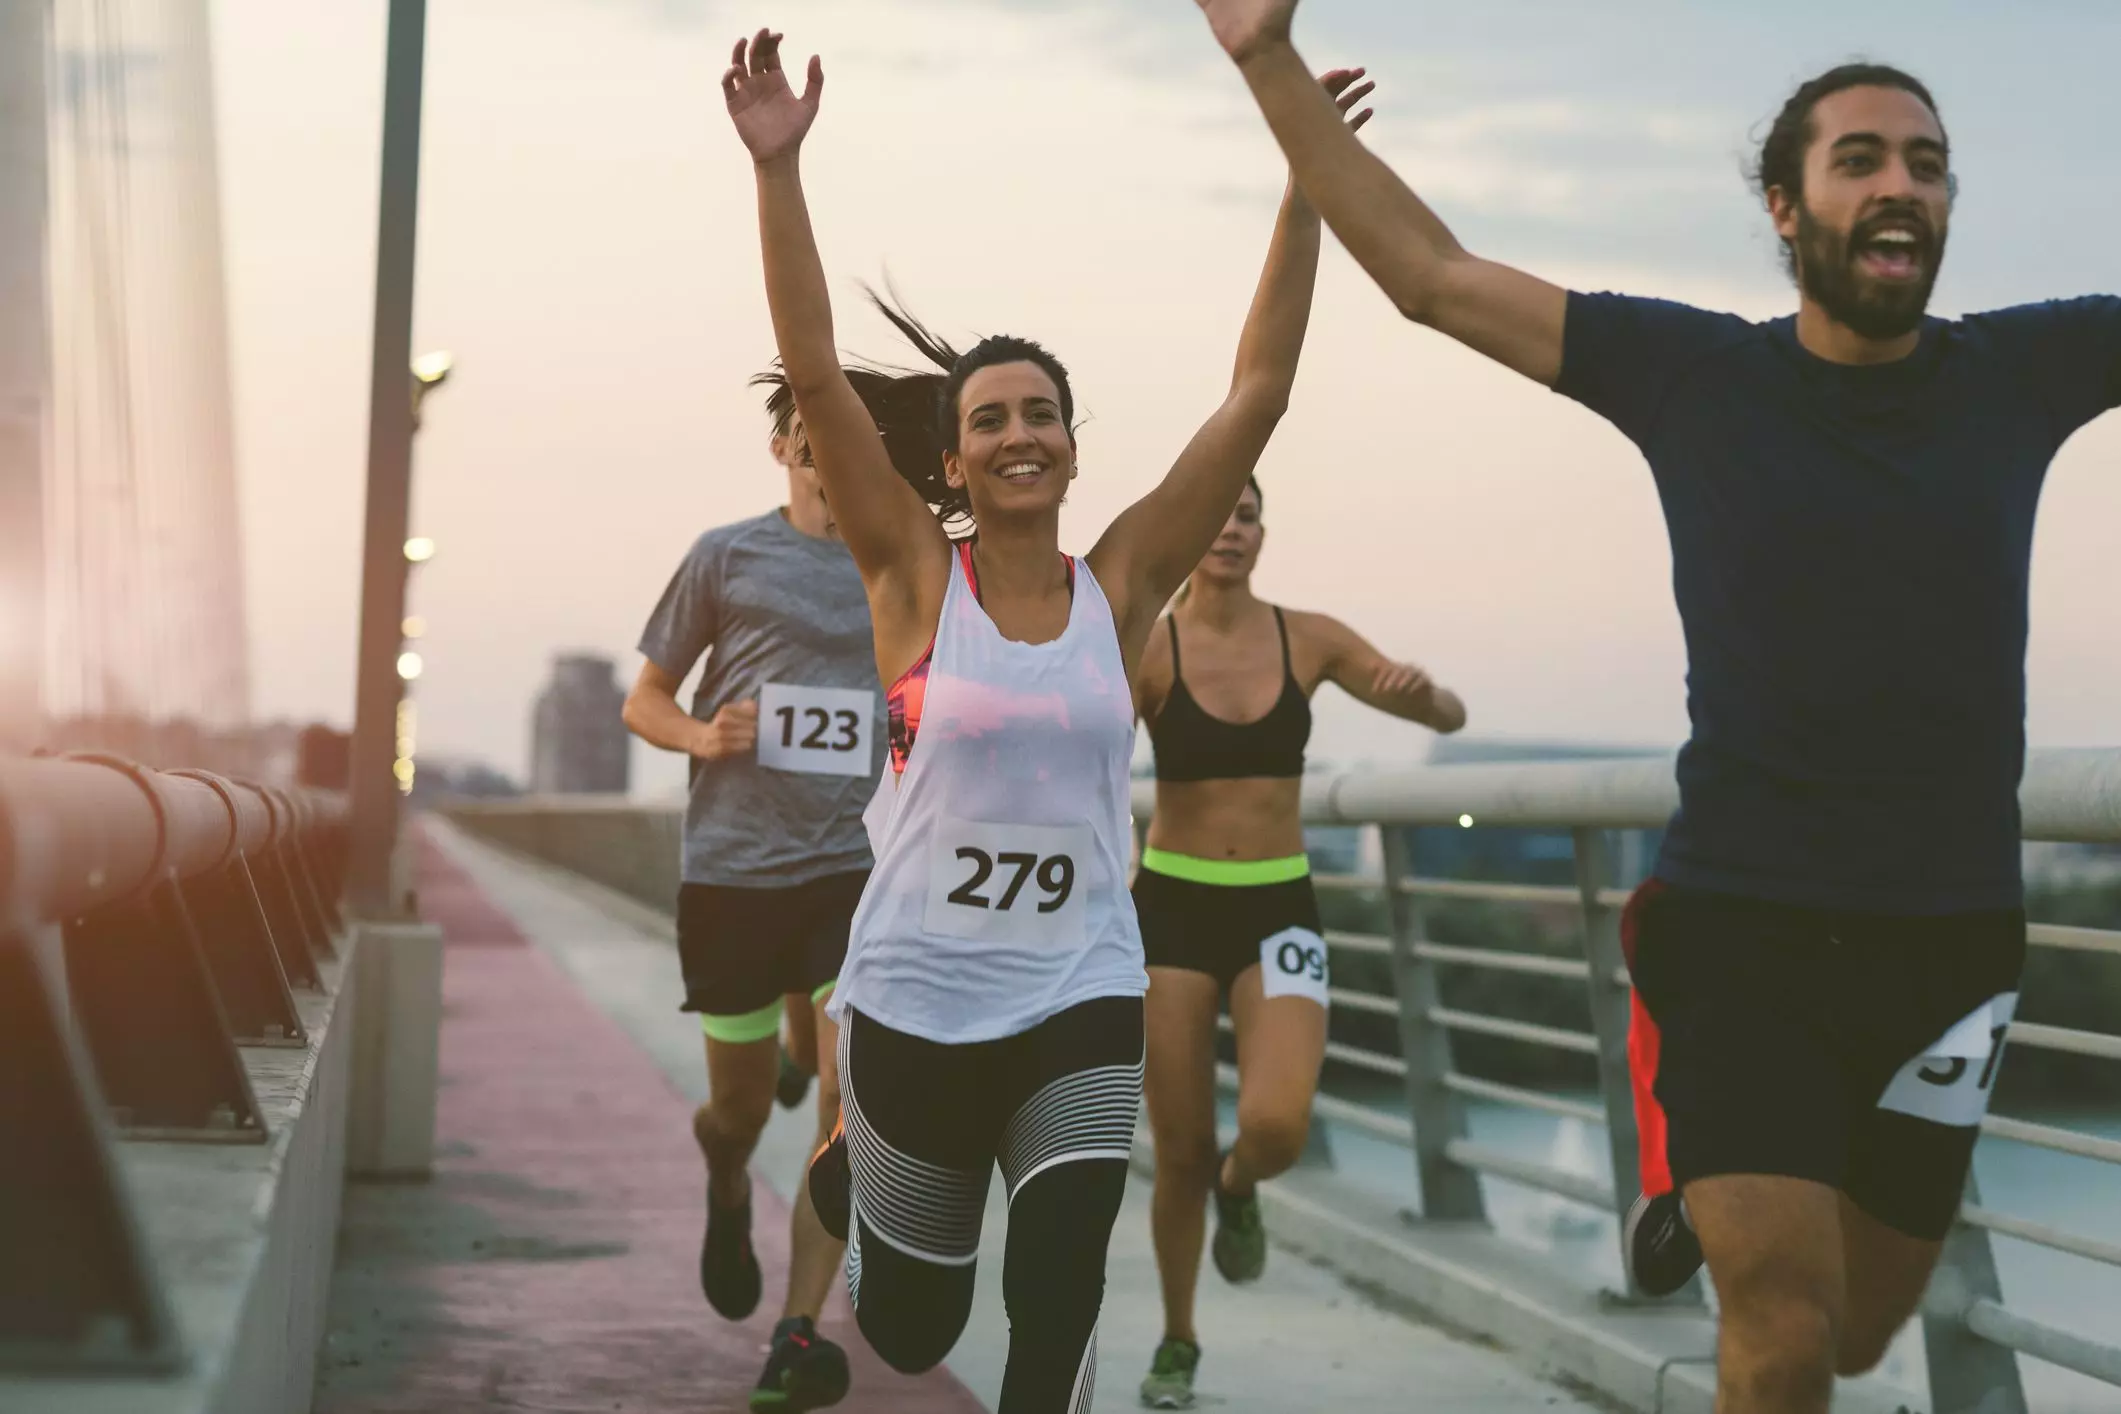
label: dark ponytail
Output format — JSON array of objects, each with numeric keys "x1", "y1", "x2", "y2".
[{"x1": 751, "y1": 288, "x2": 1079, "y2": 542}]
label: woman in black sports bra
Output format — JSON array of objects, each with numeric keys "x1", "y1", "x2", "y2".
[{"x1": 1129, "y1": 475, "x2": 1466, "y2": 1408}]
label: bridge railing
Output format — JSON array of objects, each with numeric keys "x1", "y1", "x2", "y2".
[
  {"x1": 0, "y1": 753, "x2": 347, "y2": 1373},
  {"x1": 1131, "y1": 746, "x2": 2121, "y2": 1414}
]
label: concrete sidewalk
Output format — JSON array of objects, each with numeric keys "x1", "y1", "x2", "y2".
[
  {"x1": 417, "y1": 815, "x2": 1602, "y2": 1414},
  {"x1": 310, "y1": 828, "x2": 981, "y2": 1413}
]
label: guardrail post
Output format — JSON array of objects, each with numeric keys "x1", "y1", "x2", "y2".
[
  {"x1": 252, "y1": 841, "x2": 327, "y2": 989},
  {"x1": 64, "y1": 879, "x2": 269, "y2": 1142},
  {"x1": 0, "y1": 924, "x2": 184, "y2": 1371},
  {"x1": 185, "y1": 860, "x2": 308, "y2": 1047},
  {"x1": 1381, "y1": 826, "x2": 1485, "y2": 1222},
  {"x1": 1922, "y1": 1172, "x2": 2028, "y2": 1414}
]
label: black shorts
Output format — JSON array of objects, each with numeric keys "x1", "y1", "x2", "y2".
[
  {"x1": 676, "y1": 871, "x2": 868, "y2": 1039},
  {"x1": 1624, "y1": 880, "x2": 2025, "y2": 1241},
  {"x1": 1132, "y1": 865, "x2": 1327, "y2": 1003}
]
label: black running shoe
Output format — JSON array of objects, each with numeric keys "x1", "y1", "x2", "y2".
[
  {"x1": 749, "y1": 1315, "x2": 851, "y2": 1412},
  {"x1": 1623, "y1": 1190, "x2": 1703, "y2": 1297},
  {"x1": 807, "y1": 1117, "x2": 850, "y2": 1244},
  {"x1": 701, "y1": 1184, "x2": 763, "y2": 1320},
  {"x1": 1209, "y1": 1152, "x2": 1266, "y2": 1285},
  {"x1": 776, "y1": 1047, "x2": 812, "y2": 1110}
]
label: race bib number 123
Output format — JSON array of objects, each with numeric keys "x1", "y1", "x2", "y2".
[{"x1": 756, "y1": 683, "x2": 874, "y2": 777}]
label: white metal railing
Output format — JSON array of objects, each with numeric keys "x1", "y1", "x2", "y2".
[{"x1": 1131, "y1": 746, "x2": 2121, "y2": 1411}]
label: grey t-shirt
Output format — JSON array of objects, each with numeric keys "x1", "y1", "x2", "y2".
[{"x1": 637, "y1": 509, "x2": 883, "y2": 887}]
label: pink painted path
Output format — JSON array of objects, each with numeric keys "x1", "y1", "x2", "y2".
[{"x1": 313, "y1": 832, "x2": 984, "y2": 1412}]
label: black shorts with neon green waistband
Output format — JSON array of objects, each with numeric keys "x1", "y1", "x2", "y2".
[
  {"x1": 676, "y1": 870, "x2": 868, "y2": 1044},
  {"x1": 1623, "y1": 879, "x2": 2025, "y2": 1241},
  {"x1": 1132, "y1": 848, "x2": 1324, "y2": 1000}
]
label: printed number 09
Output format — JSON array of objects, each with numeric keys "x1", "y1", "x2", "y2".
[
  {"x1": 948, "y1": 848, "x2": 1075, "y2": 914},
  {"x1": 1276, "y1": 939, "x2": 1326, "y2": 983}
]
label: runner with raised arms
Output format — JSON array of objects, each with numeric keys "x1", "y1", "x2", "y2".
[
  {"x1": 1131, "y1": 472, "x2": 1466, "y2": 1408},
  {"x1": 1194, "y1": 3, "x2": 2121, "y2": 1410},
  {"x1": 720, "y1": 25, "x2": 1373, "y2": 1411}
]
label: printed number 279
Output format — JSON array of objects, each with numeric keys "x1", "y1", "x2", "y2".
[{"x1": 947, "y1": 848, "x2": 1075, "y2": 914}]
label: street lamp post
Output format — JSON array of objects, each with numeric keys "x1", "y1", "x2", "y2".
[{"x1": 347, "y1": 0, "x2": 432, "y2": 919}]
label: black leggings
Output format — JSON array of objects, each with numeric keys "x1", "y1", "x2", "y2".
[{"x1": 838, "y1": 995, "x2": 1143, "y2": 1414}]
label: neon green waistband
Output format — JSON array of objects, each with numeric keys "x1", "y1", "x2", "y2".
[{"x1": 1140, "y1": 848, "x2": 1310, "y2": 886}]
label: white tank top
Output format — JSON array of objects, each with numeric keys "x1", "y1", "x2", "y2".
[{"x1": 832, "y1": 547, "x2": 1148, "y2": 1044}]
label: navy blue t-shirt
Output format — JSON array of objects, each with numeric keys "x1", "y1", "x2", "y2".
[{"x1": 1557, "y1": 293, "x2": 2121, "y2": 913}]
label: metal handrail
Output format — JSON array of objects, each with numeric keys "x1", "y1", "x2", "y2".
[{"x1": 1126, "y1": 749, "x2": 2121, "y2": 1413}]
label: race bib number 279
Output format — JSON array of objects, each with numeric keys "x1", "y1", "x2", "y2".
[
  {"x1": 757, "y1": 683, "x2": 873, "y2": 777},
  {"x1": 924, "y1": 819, "x2": 1092, "y2": 949}
]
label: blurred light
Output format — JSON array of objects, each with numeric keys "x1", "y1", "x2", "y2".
[
  {"x1": 410, "y1": 350, "x2": 455, "y2": 387},
  {"x1": 394, "y1": 757, "x2": 416, "y2": 792},
  {"x1": 1458, "y1": 814, "x2": 1475, "y2": 829},
  {"x1": 396, "y1": 651, "x2": 424, "y2": 681},
  {"x1": 401, "y1": 615, "x2": 426, "y2": 638},
  {"x1": 403, "y1": 536, "x2": 436, "y2": 564}
]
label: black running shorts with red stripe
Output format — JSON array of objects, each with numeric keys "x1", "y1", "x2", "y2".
[{"x1": 1621, "y1": 880, "x2": 2025, "y2": 1241}]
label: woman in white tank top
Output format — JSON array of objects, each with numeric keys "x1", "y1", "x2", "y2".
[{"x1": 724, "y1": 29, "x2": 1375, "y2": 1412}]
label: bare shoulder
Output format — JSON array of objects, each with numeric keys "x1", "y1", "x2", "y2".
[{"x1": 1132, "y1": 611, "x2": 1177, "y2": 717}]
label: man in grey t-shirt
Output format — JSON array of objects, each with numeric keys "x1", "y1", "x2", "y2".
[{"x1": 624, "y1": 381, "x2": 882, "y2": 1408}]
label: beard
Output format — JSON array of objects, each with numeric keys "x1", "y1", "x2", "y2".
[{"x1": 1793, "y1": 202, "x2": 1945, "y2": 342}]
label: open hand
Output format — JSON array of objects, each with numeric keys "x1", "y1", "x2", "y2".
[
  {"x1": 693, "y1": 699, "x2": 760, "y2": 760},
  {"x1": 1372, "y1": 660, "x2": 1434, "y2": 703},
  {"x1": 1194, "y1": 0, "x2": 1299, "y2": 64},
  {"x1": 722, "y1": 28, "x2": 822, "y2": 165},
  {"x1": 1320, "y1": 67, "x2": 1375, "y2": 134}
]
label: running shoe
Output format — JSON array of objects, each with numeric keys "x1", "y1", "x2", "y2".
[
  {"x1": 1210, "y1": 1153, "x2": 1266, "y2": 1284},
  {"x1": 1623, "y1": 1190, "x2": 1703, "y2": 1297},
  {"x1": 1138, "y1": 1336, "x2": 1201, "y2": 1409},
  {"x1": 700, "y1": 1183, "x2": 763, "y2": 1320},
  {"x1": 807, "y1": 1116, "x2": 850, "y2": 1244},
  {"x1": 750, "y1": 1315, "x2": 851, "y2": 1412},
  {"x1": 776, "y1": 1046, "x2": 812, "y2": 1110}
]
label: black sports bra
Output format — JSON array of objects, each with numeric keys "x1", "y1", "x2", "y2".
[{"x1": 1147, "y1": 608, "x2": 1311, "y2": 782}]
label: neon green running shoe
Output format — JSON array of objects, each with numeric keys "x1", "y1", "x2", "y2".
[{"x1": 1139, "y1": 1336, "x2": 1200, "y2": 1409}]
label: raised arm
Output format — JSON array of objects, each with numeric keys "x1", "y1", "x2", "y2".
[
  {"x1": 724, "y1": 32, "x2": 948, "y2": 645},
  {"x1": 1196, "y1": 1, "x2": 1567, "y2": 387},
  {"x1": 1306, "y1": 613, "x2": 1467, "y2": 734},
  {"x1": 1091, "y1": 69, "x2": 1368, "y2": 658}
]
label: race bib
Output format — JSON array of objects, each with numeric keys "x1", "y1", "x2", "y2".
[
  {"x1": 757, "y1": 684, "x2": 874, "y2": 777},
  {"x1": 923, "y1": 819, "x2": 1092, "y2": 949},
  {"x1": 1876, "y1": 992, "x2": 2017, "y2": 1128},
  {"x1": 1260, "y1": 927, "x2": 1330, "y2": 1007}
]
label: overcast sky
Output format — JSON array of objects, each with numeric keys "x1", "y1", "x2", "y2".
[{"x1": 211, "y1": 0, "x2": 2120, "y2": 797}]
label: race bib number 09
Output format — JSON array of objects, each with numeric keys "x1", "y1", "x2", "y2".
[
  {"x1": 924, "y1": 819, "x2": 1093, "y2": 949},
  {"x1": 1877, "y1": 992, "x2": 2017, "y2": 1128},
  {"x1": 757, "y1": 684, "x2": 873, "y2": 777},
  {"x1": 1260, "y1": 927, "x2": 1330, "y2": 1008}
]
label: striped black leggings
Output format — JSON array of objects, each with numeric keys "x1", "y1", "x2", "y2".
[{"x1": 838, "y1": 995, "x2": 1143, "y2": 1414}]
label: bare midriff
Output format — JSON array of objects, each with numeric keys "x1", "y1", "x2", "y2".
[{"x1": 1143, "y1": 774, "x2": 1307, "y2": 863}]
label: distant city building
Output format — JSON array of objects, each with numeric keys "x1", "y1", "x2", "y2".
[{"x1": 530, "y1": 653, "x2": 629, "y2": 795}]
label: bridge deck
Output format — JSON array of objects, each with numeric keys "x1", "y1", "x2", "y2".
[{"x1": 315, "y1": 820, "x2": 1600, "y2": 1413}]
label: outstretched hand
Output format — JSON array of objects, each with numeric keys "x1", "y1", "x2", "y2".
[
  {"x1": 722, "y1": 28, "x2": 822, "y2": 164},
  {"x1": 1319, "y1": 66, "x2": 1375, "y2": 133},
  {"x1": 1194, "y1": 0, "x2": 1300, "y2": 64}
]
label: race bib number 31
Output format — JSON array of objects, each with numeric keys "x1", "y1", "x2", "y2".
[
  {"x1": 924, "y1": 819, "x2": 1093, "y2": 949},
  {"x1": 757, "y1": 684, "x2": 874, "y2": 777},
  {"x1": 1260, "y1": 927, "x2": 1330, "y2": 1008},
  {"x1": 1877, "y1": 992, "x2": 2018, "y2": 1128}
]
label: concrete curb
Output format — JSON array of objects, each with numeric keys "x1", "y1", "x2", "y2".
[{"x1": 1, "y1": 940, "x2": 363, "y2": 1414}]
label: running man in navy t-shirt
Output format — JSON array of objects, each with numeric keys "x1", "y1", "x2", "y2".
[{"x1": 1196, "y1": 4, "x2": 2121, "y2": 1411}]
